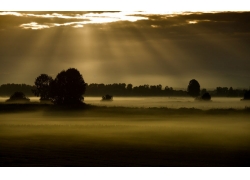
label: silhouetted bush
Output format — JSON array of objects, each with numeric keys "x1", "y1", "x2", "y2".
[
  {"x1": 201, "y1": 92, "x2": 211, "y2": 101},
  {"x1": 6, "y1": 92, "x2": 30, "y2": 103},
  {"x1": 102, "y1": 94, "x2": 113, "y2": 101},
  {"x1": 50, "y1": 68, "x2": 86, "y2": 105},
  {"x1": 187, "y1": 79, "x2": 200, "y2": 98}
]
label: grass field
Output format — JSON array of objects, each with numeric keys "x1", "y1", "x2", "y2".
[{"x1": 0, "y1": 104, "x2": 250, "y2": 166}]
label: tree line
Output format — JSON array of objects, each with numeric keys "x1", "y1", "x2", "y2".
[
  {"x1": 1, "y1": 68, "x2": 249, "y2": 103},
  {"x1": 0, "y1": 84, "x2": 33, "y2": 96},
  {"x1": 0, "y1": 82, "x2": 248, "y2": 98},
  {"x1": 85, "y1": 84, "x2": 188, "y2": 96}
]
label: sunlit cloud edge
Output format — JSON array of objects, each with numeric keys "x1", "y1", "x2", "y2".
[{"x1": 1, "y1": 11, "x2": 248, "y2": 30}]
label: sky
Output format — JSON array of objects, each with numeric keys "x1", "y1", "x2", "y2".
[
  {"x1": 1, "y1": 0, "x2": 250, "y2": 11},
  {"x1": 0, "y1": 2, "x2": 250, "y2": 89}
]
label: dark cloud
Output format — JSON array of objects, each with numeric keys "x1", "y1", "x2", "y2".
[{"x1": 0, "y1": 11, "x2": 249, "y2": 88}]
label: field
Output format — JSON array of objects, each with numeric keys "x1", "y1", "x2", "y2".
[{"x1": 1, "y1": 102, "x2": 250, "y2": 167}]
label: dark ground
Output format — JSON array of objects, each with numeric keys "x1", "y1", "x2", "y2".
[{"x1": 0, "y1": 104, "x2": 250, "y2": 167}]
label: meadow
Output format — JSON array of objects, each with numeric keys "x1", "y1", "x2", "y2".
[{"x1": 0, "y1": 98, "x2": 250, "y2": 166}]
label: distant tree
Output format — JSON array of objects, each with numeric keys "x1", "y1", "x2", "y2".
[
  {"x1": 164, "y1": 86, "x2": 173, "y2": 96},
  {"x1": 50, "y1": 68, "x2": 86, "y2": 105},
  {"x1": 216, "y1": 87, "x2": 229, "y2": 96},
  {"x1": 228, "y1": 87, "x2": 237, "y2": 97},
  {"x1": 187, "y1": 79, "x2": 200, "y2": 98},
  {"x1": 32, "y1": 74, "x2": 53, "y2": 101},
  {"x1": 102, "y1": 94, "x2": 113, "y2": 101},
  {"x1": 201, "y1": 92, "x2": 211, "y2": 101},
  {"x1": 127, "y1": 84, "x2": 133, "y2": 91},
  {"x1": 6, "y1": 92, "x2": 30, "y2": 103},
  {"x1": 243, "y1": 90, "x2": 250, "y2": 100},
  {"x1": 201, "y1": 88, "x2": 207, "y2": 95}
]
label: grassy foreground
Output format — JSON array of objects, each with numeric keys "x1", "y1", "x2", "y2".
[{"x1": 0, "y1": 103, "x2": 250, "y2": 166}]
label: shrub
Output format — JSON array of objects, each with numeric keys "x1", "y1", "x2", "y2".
[{"x1": 6, "y1": 92, "x2": 30, "y2": 103}]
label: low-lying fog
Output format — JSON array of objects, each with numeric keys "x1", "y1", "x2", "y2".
[
  {"x1": 1, "y1": 111, "x2": 250, "y2": 166},
  {"x1": 1, "y1": 96, "x2": 249, "y2": 109},
  {"x1": 1, "y1": 97, "x2": 250, "y2": 166}
]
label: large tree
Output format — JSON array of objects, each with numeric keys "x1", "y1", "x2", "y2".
[
  {"x1": 32, "y1": 74, "x2": 53, "y2": 101},
  {"x1": 50, "y1": 68, "x2": 86, "y2": 105},
  {"x1": 187, "y1": 79, "x2": 200, "y2": 98}
]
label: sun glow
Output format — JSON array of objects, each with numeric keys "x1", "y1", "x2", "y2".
[
  {"x1": 1, "y1": 11, "x2": 219, "y2": 30},
  {"x1": 0, "y1": 8, "x2": 249, "y2": 88},
  {"x1": 188, "y1": 21, "x2": 197, "y2": 24},
  {"x1": 0, "y1": 11, "x2": 149, "y2": 30},
  {"x1": 20, "y1": 22, "x2": 50, "y2": 30}
]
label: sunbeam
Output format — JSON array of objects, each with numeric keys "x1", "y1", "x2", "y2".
[{"x1": 0, "y1": 11, "x2": 249, "y2": 88}]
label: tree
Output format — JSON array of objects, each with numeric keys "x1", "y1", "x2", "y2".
[
  {"x1": 102, "y1": 94, "x2": 113, "y2": 101},
  {"x1": 201, "y1": 92, "x2": 211, "y2": 101},
  {"x1": 201, "y1": 88, "x2": 207, "y2": 95},
  {"x1": 32, "y1": 74, "x2": 53, "y2": 101},
  {"x1": 243, "y1": 90, "x2": 250, "y2": 100},
  {"x1": 127, "y1": 84, "x2": 133, "y2": 91},
  {"x1": 6, "y1": 92, "x2": 30, "y2": 103},
  {"x1": 187, "y1": 79, "x2": 200, "y2": 97},
  {"x1": 50, "y1": 68, "x2": 86, "y2": 105},
  {"x1": 164, "y1": 86, "x2": 173, "y2": 96}
]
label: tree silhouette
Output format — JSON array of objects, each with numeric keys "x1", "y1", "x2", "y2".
[
  {"x1": 127, "y1": 84, "x2": 133, "y2": 91},
  {"x1": 201, "y1": 92, "x2": 211, "y2": 101},
  {"x1": 102, "y1": 94, "x2": 113, "y2": 101},
  {"x1": 243, "y1": 90, "x2": 250, "y2": 100},
  {"x1": 6, "y1": 92, "x2": 30, "y2": 102},
  {"x1": 50, "y1": 68, "x2": 86, "y2": 105},
  {"x1": 201, "y1": 88, "x2": 207, "y2": 95},
  {"x1": 32, "y1": 74, "x2": 53, "y2": 101},
  {"x1": 187, "y1": 79, "x2": 200, "y2": 97}
]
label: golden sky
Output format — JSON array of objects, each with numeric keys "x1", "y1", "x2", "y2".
[
  {"x1": 1, "y1": 0, "x2": 250, "y2": 11},
  {"x1": 0, "y1": 11, "x2": 249, "y2": 88}
]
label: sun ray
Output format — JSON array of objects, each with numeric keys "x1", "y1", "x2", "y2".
[{"x1": 0, "y1": 11, "x2": 249, "y2": 87}]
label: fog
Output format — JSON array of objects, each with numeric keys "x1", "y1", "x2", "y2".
[
  {"x1": 1, "y1": 94, "x2": 250, "y2": 166},
  {"x1": 85, "y1": 97, "x2": 250, "y2": 109},
  {"x1": 1, "y1": 96, "x2": 249, "y2": 109},
  {"x1": 1, "y1": 108, "x2": 250, "y2": 166}
]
